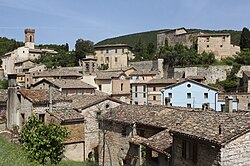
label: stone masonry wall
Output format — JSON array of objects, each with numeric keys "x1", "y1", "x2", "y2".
[
  {"x1": 220, "y1": 132, "x2": 250, "y2": 165},
  {"x1": 172, "y1": 135, "x2": 220, "y2": 166},
  {"x1": 80, "y1": 100, "x2": 121, "y2": 160}
]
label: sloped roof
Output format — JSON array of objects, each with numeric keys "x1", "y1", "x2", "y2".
[
  {"x1": 48, "y1": 108, "x2": 84, "y2": 122},
  {"x1": 131, "y1": 129, "x2": 172, "y2": 157},
  {"x1": 94, "y1": 44, "x2": 132, "y2": 49},
  {"x1": 33, "y1": 69, "x2": 82, "y2": 78},
  {"x1": 162, "y1": 79, "x2": 219, "y2": 92},
  {"x1": 129, "y1": 70, "x2": 158, "y2": 76},
  {"x1": 147, "y1": 78, "x2": 178, "y2": 84},
  {"x1": 33, "y1": 78, "x2": 96, "y2": 89},
  {"x1": 95, "y1": 71, "x2": 126, "y2": 80},
  {"x1": 243, "y1": 71, "x2": 250, "y2": 78},
  {"x1": 198, "y1": 33, "x2": 230, "y2": 37},
  {"x1": 18, "y1": 89, "x2": 48, "y2": 104},
  {"x1": 102, "y1": 105, "x2": 250, "y2": 147}
]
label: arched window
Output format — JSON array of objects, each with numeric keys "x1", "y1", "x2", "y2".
[{"x1": 30, "y1": 36, "x2": 32, "y2": 42}]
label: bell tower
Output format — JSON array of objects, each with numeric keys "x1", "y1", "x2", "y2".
[{"x1": 24, "y1": 28, "x2": 35, "y2": 49}]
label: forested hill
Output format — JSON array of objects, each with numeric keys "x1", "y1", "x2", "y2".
[
  {"x1": 95, "y1": 29, "x2": 242, "y2": 48},
  {"x1": 0, "y1": 37, "x2": 24, "y2": 56}
]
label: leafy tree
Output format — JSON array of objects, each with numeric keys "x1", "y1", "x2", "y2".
[
  {"x1": 75, "y1": 39, "x2": 95, "y2": 62},
  {"x1": 19, "y1": 115, "x2": 69, "y2": 165},
  {"x1": 235, "y1": 49, "x2": 250, "y2": 65},
  {"x1": 146, "y1": 42, "x2": 155, "y2": 55},
  {"x1": 240, "y1": 27, "x2": 250, "y2": 50},
  {"x1": 34, "y1": 51, "x2": 76, "y2": 69},
  {"x1": 37, "y1": 43, "x2": 70, "y2": 52},
  {"x1": 0, "y1": 80, "x2": 8, "y2": 89},
  {"x1": 133, "y1": 39, "x2": 145, "y2": 61}
]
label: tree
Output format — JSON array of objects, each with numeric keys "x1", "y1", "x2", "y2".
[
  {"x1": 0, "y1": 80, "x2": 8, "y2": 89},
  {"x1": 133, "y1": 39, "x2": 144, "y2": 61},
  {"x1": 75, "y1": 39, "x2": 95, "y2": 62},
  {"x1": 19, "y1": 115, "x2": 69, "y2": 165},
  {"x1": 240, "y1": 27, "x2": 250, "y2": 50}
]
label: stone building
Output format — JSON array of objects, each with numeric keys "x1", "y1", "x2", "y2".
[
  {"x1": 1, "y1": 28, "x2": 56, "y2": 76},
  {"x1": 32, "y1": 68, "x2": 82, "y2": 84},
  {"x1": 197, "y1": 33, "x2": 240, "y2": 60},
  {"x1": 99, "y1": 104, "x2": 250, "y2": 166},
  {"x1": 157, "y1": 27, "x2": 240, "y2": 60},
  {"x1": 94, "y1": 44, "x2": 134, "y2": 69},
  {"x1": 47, "y1": 109, "x2": 85, "y2": 161},
  {"x1": 157, "y1": 27, "x2": 201, "y2": 49},
  {"x1": 32, "y1": 78, "x2": 96, "y2": 96},
  {"x1": 73, "y1": 95, "x2": 123, "y2": 161}
]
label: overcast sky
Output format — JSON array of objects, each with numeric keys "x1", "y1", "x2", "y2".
[{"x1": 0, "y1": 0, "x2": 249, "y2": 49}]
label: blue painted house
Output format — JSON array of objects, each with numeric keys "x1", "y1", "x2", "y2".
[{"x1": 161, "y1": 79, "x2": 237, "y2": 111}]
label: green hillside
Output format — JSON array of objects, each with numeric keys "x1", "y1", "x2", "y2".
[{"x1": 95, "y1": 29, "x2": 242, "y2": 48}]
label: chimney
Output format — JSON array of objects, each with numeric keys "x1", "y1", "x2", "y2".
[
  {"x1": 225, "y1": 96, "x2": 233, "y2": 113},
  {"x1": 7, "y1": 74, "x2": 18, "y2": 130}
]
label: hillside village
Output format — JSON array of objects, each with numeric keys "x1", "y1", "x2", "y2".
[{"x1": 0, "y1": 27, "x2": 250, "y2": 166}]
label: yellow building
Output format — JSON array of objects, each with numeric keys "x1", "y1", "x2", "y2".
[{"x1": 94, "y1": 44, "x2": 134, "y2": 69}]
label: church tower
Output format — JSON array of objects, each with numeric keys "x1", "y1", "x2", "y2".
[{"x1": 24, "y1": 28, "x2": 35, "y2": 49}]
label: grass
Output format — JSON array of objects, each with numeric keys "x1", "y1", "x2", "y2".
[{"x1": 0, "y1": 137, "x2": 93, "y2": 166}]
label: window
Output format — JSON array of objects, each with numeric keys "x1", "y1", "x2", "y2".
[
  {"x1": 222, "y1": 36, "x2": 226, "y2": 41},
  {"x1": 115, "y1": 49, "x2": 117, "y2": 53},
  {"x1": 248, "y1": 103, "x2": 250, "y2": 110},
  {"x1": 134, "y1": 101, "x2": 138, "y2": 105},
  {"x1": 187, "y1": 84, "x2": 191, "y2": 88},
  {"x1": 39, "y1": 114, "x2": 45, "y2": 123},
  {"x1": 121, "y1": 83, "x2": 123, "y2": 91},
  {"x1": 153, "y1": 87, "x2": 156, "y2": 91},
  {"x1": 182, "y1": 140, "x2": 198, "y2": 164},
  {"x1": 143, "y1": 85, "x2": 146, "y2": 92},
  {"x1": 122, "y1": 48, "x2": 125, "y2": 53},
  {"x1": 135, "y1": 93, "x2": 137, "y2": 98},
  {"x1": 99, "y1": 85, "x2": 102, "y2": 91},
  {"x1": 206, "y1": 37, "x2": 209, "y2": 42},
  {"x1": 106, "y1": 49, "x2": 109, "y2": 53},
  {"x1": 105, "y1": 57, "x2": 109, "y2": 62},
  {"x1": 153, "y1": 96, "x2": 156, "y2": 100},
  {"x1": 168, "y1": 93, "x2": 172, "y2": 98},
  {"x1": 187, "y1": 104, "x2": 191, "y2": 108},
  {"x1": 204, "y1": 93, "x2": 208, "y2": 99},
  {"x1": 135, "y1": 86, "x2": 137, "y2": 92},
  {"x1": 143, "y1": 93, "x2": 146, "y2": 98},
  {"x1": 121, "y1": 126, "x2": 127, "y2": 137},
  {"x1": 30, "y1": 36, "x2": 32, "y2": 42},
  {"x1": 187, "y1": 93, "x2": 191, "y2": 99},
  {"x1": 220, "y1": 45, "x2": 223, "y2": 47},
  {"x1": 115, "y1": 57, "x2": 118, "y2": 62},
  {"x1": 207, "y1": 45, "x2": 209, "y2": 48},
  {"x1": 21, "y1": 113, "x2": 25, "y2": 125}
]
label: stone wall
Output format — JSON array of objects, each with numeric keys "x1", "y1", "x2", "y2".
[
  {"x1": 220, "y1": 132, "x2": 250, "y2": 165},
  {"x1": 172, "y1": 135, "x2": 220, "y2": 166},
  {"x1": 64, "y1": 142, "x2": 84, "y2": 161},
  {"x1": 80, "y1": 100, "x2": 121, "y2": 160},
  {"x1": 174, "y1": 65, "x2": 231, "y2": 84}
]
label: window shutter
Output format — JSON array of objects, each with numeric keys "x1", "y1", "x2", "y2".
[
  {"x1": 193, "y1": 143, "x2": 198, "y2": 164},
  {"x1": 182, "y1": 140, "x2": 186, "y2": 159}
]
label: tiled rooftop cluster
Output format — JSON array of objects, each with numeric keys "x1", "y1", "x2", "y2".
[{"x1": 102, "y1": 105, "x2": 250, "y2": 150}]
